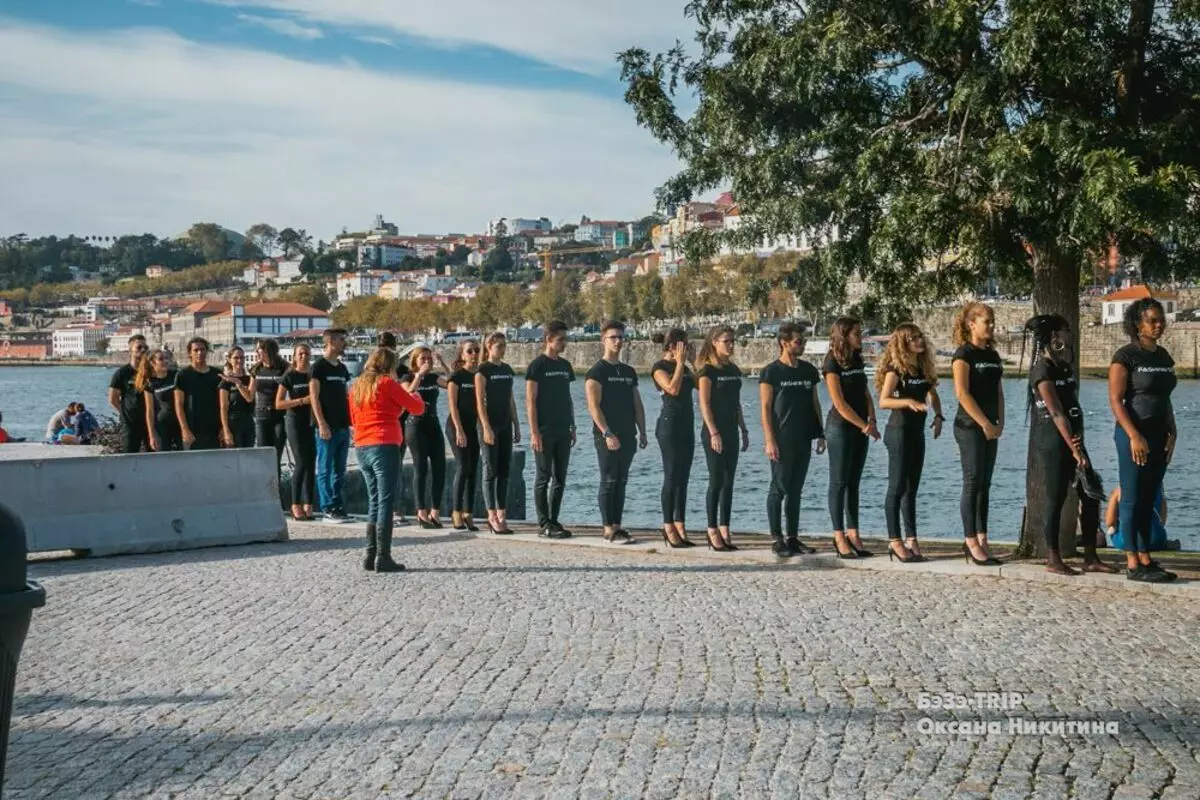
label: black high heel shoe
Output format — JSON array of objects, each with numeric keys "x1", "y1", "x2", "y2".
[
  {"x1": 465, "y1": 520, "x2": 480, "y2": 533},
  {"x1": 707, "y1": 532, "x2": 732, "y2": 552},
  {"x1": 963, "y1": 543, "x2": 996, "y2": 566},
  {"x1": 661, "y1": 530, "x2": 687, "y2": 549},
  {"x1": 848, "y1": 538, "x2": 874, "y2": 557},
  {"x1": 888, "y1": 546, "x2": 915, "y2": 563}
]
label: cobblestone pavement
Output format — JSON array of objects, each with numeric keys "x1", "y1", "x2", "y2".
[{"x1": 10, "y1": 525, "x2": 1200, "y2": 799}]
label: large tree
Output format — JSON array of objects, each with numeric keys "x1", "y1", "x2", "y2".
[
  {"x1": 621, "y1": 0, "x2": 1200, "y2": 555},
  {"x1": 621, "y1": 1, "x2": 1200, "y2": 321}
]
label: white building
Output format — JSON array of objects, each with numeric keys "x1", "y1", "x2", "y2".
[
  {"x1": 83, "y1": 296, "x2": 121, "y2": 323},
  {"x1": 489, "y1": 217, "x2": 552, "y2": 236},
  {"x1": 276, "y1": 259, "x2": 304, "y2": 284},
  {"x1": 337, "y1": 271, "x2": 391, "y2": 304},
  {"x1": 1101, "y1": 285, "x2": 1179, "y2": 325},
  {"x1": 52, "y1": 325, "x2": 109, "y2": 357},
  {"x1": 378, "y1": 280, "x2": 425, "y2": 301},
  {"x1": 417, "y1": 274, "x2": 456, "y2": 293},
  {"x1": 359, "y1": 243, "x2": 415, "y2": 269}
]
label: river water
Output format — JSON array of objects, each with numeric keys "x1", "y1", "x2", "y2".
[{"x1": 2, "y1": 365, "x2": 1197, "y2": 549}]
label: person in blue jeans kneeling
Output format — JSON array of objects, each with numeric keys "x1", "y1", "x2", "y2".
[{"x1": 310, "y1": 328, "x2": 353, "y2": 524}]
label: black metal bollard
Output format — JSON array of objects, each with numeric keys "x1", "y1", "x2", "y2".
[{"x1": 0, "y1": 503, "x2": 46, "y2": 795}]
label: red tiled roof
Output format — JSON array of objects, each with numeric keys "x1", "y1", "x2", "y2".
[
  {"x1": 226, "y1": 302, "x2": 328, "y2": 318},
  {"x1": 1103, "y1": 285, "x2": 1179, "y2": 302},
  {"x1": 181, "y1": 300, "x2": 232, "y2": 315}
]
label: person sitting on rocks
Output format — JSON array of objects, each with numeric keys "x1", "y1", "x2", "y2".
[
  {"x1": 1101, "y1": 486, "x2": 1180, "y2": 552},
  {"x1": 45, "y1": 403, "x2": 79, "y2": 444}
]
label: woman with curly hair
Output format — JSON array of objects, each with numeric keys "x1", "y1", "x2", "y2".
[
  {"x1": 823, "y1": 316, "x2": 878, "y2": 558},
  {"x1": 696, "y1": 325, "x2": 749, "y2": 551},
  {"x1": 876, "y1": 323, "x2": 942, "y2": 563},
  {"x1": 951, "y1": 302, "x2": 1004, "y2": 565},
  {"x1": 1109, "y1": 298, "x2": 1178, "y2": 583}
]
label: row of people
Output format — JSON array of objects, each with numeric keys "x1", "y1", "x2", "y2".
[{"x1": 105, "y1": 297, "x2": 1180, "y2": 583}]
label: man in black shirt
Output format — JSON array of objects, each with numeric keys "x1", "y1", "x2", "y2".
[
  {"x1": 108, "y1": 334, "x2": 150, "y2": 453},
  {"x1": 174, "y1": 337, "x2": 223, "y2": 450},
  {"x1": 309, "y1": 328, "x2": 352, "y2": 523},
  {"x1": 526, "y1": 321, "x2": 576, "y2": 538},
  {"x1": 585, "y1": 321, "x2": 648, "y2": 543}
]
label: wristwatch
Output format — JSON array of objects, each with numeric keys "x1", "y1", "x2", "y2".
[{"x1": 602, "y1": 430, "x2": 614, "y2": 440}]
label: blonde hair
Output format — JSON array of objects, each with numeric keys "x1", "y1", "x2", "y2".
[
  {"x1": 953, "y1": 301, "x2": 993, "y2": 346},
  {"x1": 876, "y1": 323, "x2": 937, "y2": 392},
  {"x1": 695, "y1": 326, "x2": 734, "y2": 370},
  {"x1": 484, "y1": 331, "x2": 507, "y2": 359},
  {"x1": 350, "y1": 347, "x2": 399, "y2": 407},
  {"x1": 134, "y1": 348, "x2": 165, "y2": 393}
]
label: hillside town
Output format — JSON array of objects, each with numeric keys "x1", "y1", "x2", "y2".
[{"x1": 0, "y1": 197, "x2": 1194, "y2": 364}]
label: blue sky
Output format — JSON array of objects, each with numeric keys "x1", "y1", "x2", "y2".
[{"x1": 0, "y1": 1, "x2": 693, "y2": 239}]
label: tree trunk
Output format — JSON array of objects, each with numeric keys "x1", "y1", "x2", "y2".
[{"x1": 1017, "y1": 251, "x2": 1081, "y2": 558}]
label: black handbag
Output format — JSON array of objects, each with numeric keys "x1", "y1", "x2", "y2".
[{"x1": 1076, "y1": 447, "x2": 1106, "y2": 502}]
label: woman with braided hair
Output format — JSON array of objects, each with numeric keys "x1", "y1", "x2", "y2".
[{"x1": 1025, "y1": 314, "x2": 1117, "y2": 576}]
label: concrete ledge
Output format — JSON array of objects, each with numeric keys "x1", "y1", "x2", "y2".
[
  {"x1": 5, "y1": 448, "x2": 287, "y2": 556},
  {"x1": 289, "y1": 520, "x2": 1200, "y2": 599}
]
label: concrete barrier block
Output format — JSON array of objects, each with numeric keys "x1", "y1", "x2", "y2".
[{"x1": 0, "y1": 448, "x2": 287, "y2": 556}]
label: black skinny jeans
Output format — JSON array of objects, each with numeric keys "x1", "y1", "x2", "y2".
[
  {"x1": 657, "y1": 418, "x2": 694, "y2": 524},
  {"x1": 534, "y1": 431, "x2": 572, "y2": 527},
  {"x1": 406, "y1": 417, "x2": 446, "y2": 511},
  {"x1": 481, "y1": 420, "x2": 513, "y2": 511},
  {"x1": 153, "y1": 418, "x2": 182, "y2": 452},
  {"x1": 955, "y1": 420, "x2": 998, "y2": 537},
  {"x1": 255, "y1": 413, "x2": 287, "y2": 476},
  {"x1": 120, "y1": 418, "x2": 149, "y2": 454},
  {"x1": 1035, "y1": 435, "x2": 1101, "y2": 552},
  {"x1": 827, "y1": 422, "x2": 869, "y2": 531},
  {"x1": 447, "y1": 418, "x2": 480, "y2": 514},
  {"x1": 702, "y1": 426, "x2": 740, "y2": 528},
  {"x1": 595, "y1": 432, "x2": 636, "y2": 527},
  {"x1": 285, "y1": 416, "x2": 316, "y2": 506},
  {"x1": 228, "y1": 416, "x2": 255, "y2": 448},
  {"x1": 884, "y1": 423, "x2": 926, "y2": 540},
  {"x1": 767, "y1": 442, "x2": 812, "y2": 539}
]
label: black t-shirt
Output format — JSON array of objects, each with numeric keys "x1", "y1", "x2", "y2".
[
  {"x1": 526, "y1": 354, "x2": 576, "y2": 436},
  {"x1": 1112, "y1": 343, "x2": 1176, "y2": 429},
  {"x1": 697, "y1": 361, "x2": 743, "y2": 434},
  {"x1": 760, "y1": 359, "x2": 822, "y2": 441},
  {"x1": 885, "y1": 368, "x2": 934, "y2": 430},
  {"x1": 407, "y1": 373, "x2": 441, "y2": 425},
  {"x1": 148, "y1": 371, "x2": 178, "y2": 425},
  {"x1": 823, "y1": 352, "x2": 870, "y2": 429},
  {"x1": 586, "y1": 359, "x2": 639, "y2": 436},
  {"x1": 251, "y1": 366, "x2": 285, "y2": 419},
  {"x1": 651, "y1": 359, "x2": 695, "y2": 428},
  {"x1": 281, "y1": 370, "x2": 312, "y2": 427},
  {"x1": 1029, "y1": 359, "x2": 1082, "y2": 440},
  {"x1": 109, "y1": 364, "x2": 145, "y2": 426},
  {"x1": 310, "y1": 358, "x2": 351, "y2": 429},
  {"x1": 477, "y1": 361, "x2": 515, "y2": 427},
  {"x1": 221, "y1": 374, "x2": 254, "y2": 423},
  {"x1": 448, "y1": 369, "x2": 477, "y2": 431},
  {"x1": 175, "y1": 366, "x2": 222, "y2": 434},
  {"x1": 952, "y1": 343, "x2": 1004, "y2": 425}
]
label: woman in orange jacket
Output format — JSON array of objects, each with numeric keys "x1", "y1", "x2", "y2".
[{"x1": 350, "y1": 347, "x2": 426, "y2": 573}]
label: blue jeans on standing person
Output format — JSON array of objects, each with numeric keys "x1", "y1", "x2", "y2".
[
  {"x1": 358, "y1": 444, "x2": 400, "y2": 540},
  {"x1": 1114, "y1": 424, "x2": 1169, "y2": 554},
  {"x1": 315, "y1": 427, "x2": 350, "y2": 513}
]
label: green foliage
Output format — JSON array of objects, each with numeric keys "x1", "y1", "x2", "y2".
[
  {"x1": 186, "y1": 223, "x2": 233, "y2": 263},
  {"x1": 525, "y1": 273, "x2": 583, "y2": 328},
  {"x1": 0, "y1": 261, "x2": 247, "y2": 307},
  {"x1": 0, "y1": 233, "x2": 205, "y2": 290},
  {"x1": 278, "y1": 283, "x2": 332, "y2": 311},
  {"x1": 619, "y1": 0, "x2": 1200, "y2": 320}
]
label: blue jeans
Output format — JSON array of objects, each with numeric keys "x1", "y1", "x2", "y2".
[
  {"x1": 315, "y1": 427, "x2": 350, "y2": 513},
  {"x1": 1114, "y1": 424, "x2": 1169, "y2": 554},
  {"x1": 358, "y1": 444, "x2": 400, "y2": 539}
]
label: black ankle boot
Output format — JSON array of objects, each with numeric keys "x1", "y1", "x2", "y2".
[
  {"x1": 362, "y1": 523, "x2": 377, "y2": 571},
  {"x1": 374, "y1": 524, "x2": 405, "y2": 573}
]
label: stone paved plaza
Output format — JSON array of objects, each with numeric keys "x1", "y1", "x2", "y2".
[{"x1": 9, "y1": 525, "x2": 1200, "y2": 799}]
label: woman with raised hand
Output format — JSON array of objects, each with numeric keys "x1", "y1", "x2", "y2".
[
  {"x1": 1109, "y1": 298, "x2": 1178, "y2": 583},
  {"x1": 696, "y1": 326, "x2": 749, "y2": 551},
  {"x1": 405, "y1": 346, "x2": 451, "y2": 529},
  {"x1": 824, "y1": 317, "x2": 879, "y2": 559},
  {"x1": 250, "y1": 338, "x2": 289, "y2": 475},
  {"x1": 138, "y1": 348, "x2": 181, "y2": 452},
  {"x1": 651, "y1": 328, "x2": 697, "y2": 548},
  {"x1": 876, "y1": 323, "x2": 942, "y2": 563},
  {"x1": 219, "y1": 346, "x2": 256, "y2": 448},
  {"x1": 276, "y1": 344, "x2": 316, "y2": 521},
  {"x1": 475, "y1": 332, "x2": 521, "y2": 534},
  {"x1": 446, "y1": 339, "x2": 482, "y2": 532},
  {"x1": 350, "y1": 346, "x2": 426, "y2": 573},
  {"x1": 759, "y1": 322, "x2": 825, "y2": 558},
  {"x1": 1025, "y1": 315, "x2": 1117, "y2": 576},
  {"x1": 951, "y1": 302, "x2": 1004, "y2": 566}
]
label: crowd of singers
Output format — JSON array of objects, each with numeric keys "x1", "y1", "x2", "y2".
[{"x1": 105, "y1": 296, "x2": 1180, "y2": 581}]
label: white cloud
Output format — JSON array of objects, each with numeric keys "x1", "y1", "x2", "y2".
[
  {"x1": 236, "y1": 13, "x2": 324, "y2": 40},
  {"x1": 0, "y1": 21, "x2": 677, "y2": 240},
  {"x1": 206, "y1": 0, "x2": 694, "y2": 75},
  {"x1": 355, "y1": 34, "x2": 394, "y2": 48}
]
